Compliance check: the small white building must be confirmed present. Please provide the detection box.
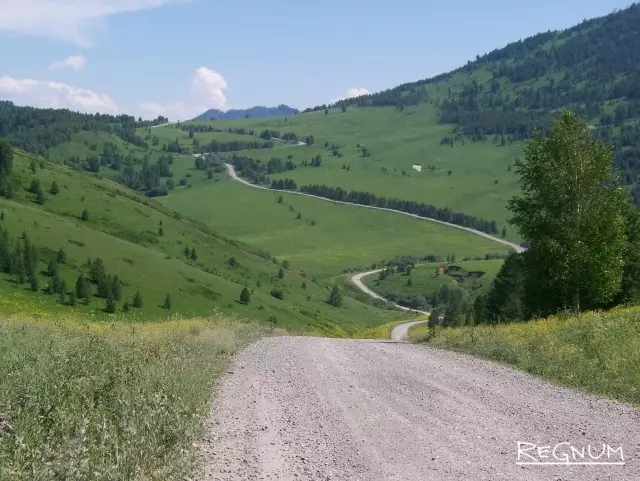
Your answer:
[412,164,423,172]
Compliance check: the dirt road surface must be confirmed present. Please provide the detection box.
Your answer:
[199,336,639,480]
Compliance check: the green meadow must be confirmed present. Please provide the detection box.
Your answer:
[159,175,511,278]
[0,150,407,334]
[179,102,523,234]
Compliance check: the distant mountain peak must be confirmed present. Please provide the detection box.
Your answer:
[193,105,298,121]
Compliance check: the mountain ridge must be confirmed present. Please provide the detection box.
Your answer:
[193,104,298,121]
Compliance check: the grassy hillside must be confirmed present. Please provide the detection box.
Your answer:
[0,313,270,480]
[0,149,409,334]
[409,307,640,405]
[159,174,510,277]
[366,259,503,310]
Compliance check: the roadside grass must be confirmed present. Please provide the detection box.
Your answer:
[409,307,640,405]
[0,313,271,481]
[159,175,511,278]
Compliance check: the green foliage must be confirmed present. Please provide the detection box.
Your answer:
[509,111,627,316]
[270,288,284,300]
[75,274,90,301]
[483,253,526,323]
[417,307,640,406]
[277,267,285,279]
[133,290,143,309]
[81,208,89,221]
[49,180,60,195]
[56,247,66,264]
[163,294,172,310]
[0,139,14,182]
[0,316,266,479]
[327,284,344,308]
[620,206,640,304]
[239,286,251,304]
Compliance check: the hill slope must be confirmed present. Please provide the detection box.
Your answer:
[0,148,407,334]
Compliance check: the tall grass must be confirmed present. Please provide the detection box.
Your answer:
[410,307,640,405]
[0,314,270,480]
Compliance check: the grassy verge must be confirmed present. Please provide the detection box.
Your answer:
[0,314,271,480]
[409,307,640,405]
[348,319,422,339]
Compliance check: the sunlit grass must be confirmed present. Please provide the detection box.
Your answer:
[410,307,640,404]
[0,312,271,480]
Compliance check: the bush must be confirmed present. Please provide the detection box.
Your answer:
[270,288,284,300]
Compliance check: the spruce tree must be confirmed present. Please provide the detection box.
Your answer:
[133,290,143,308]
[90,258,105,284]
[47,258,58,277]
[190,247,197,260]
[105,285,116,313]
[327,284,344,307]
[59,279,67,304]
[111,275,122,301]
[56,247,67,264]
[29,270,39,292]
[75,274,90,300]
[122,301,129,312]
[49,180,60,195]
[81,209,89,221]
[163,294,172,310]
[239,286,251,305]
[68,291,76,306]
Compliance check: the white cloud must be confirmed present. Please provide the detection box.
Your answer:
[0,0,190,45]
[330,87,371,104]
[49,55,87,71]
[140,67,230,121]
[0,75,118,113]
[345,87,370,99]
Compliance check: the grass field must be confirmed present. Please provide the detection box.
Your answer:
[176,103,523,235]
[0,313,271,480]
[0,150,407,334]
[366,259,504,307]
[159,175,512,278]
[408,307,640,405]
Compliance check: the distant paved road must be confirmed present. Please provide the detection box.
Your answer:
[199,336,640,481]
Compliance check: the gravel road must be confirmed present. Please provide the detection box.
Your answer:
[199,337,639,481]
[225,163,524,254]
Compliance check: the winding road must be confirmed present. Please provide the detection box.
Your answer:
[225,163,525,253]
[197,166,640,481]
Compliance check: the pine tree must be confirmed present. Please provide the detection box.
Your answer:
[277,268,285,279]
[239,286,251,305]
[327,284,344,307]
[90,258,105,284]
[184,246,190,257]
[68,291,76,306]
[35,185,45,205]
[111,275,122,300]
[158,225,164,236]
[49,272,62,294]
[81,209,89,221]
[407,277,413,287]
[59,279,67,304]
[163,294,172,310]
[190,248,197,261]
[105,285,116,313]
[56,247,67,264]
[13,241,25,284]
[75,274,90,300]
[47,258,58,277]
[133,290,143,308]
[49,180,60,195]
[97,275,110,298]
[122,301,129,312]
[29,270,39,291]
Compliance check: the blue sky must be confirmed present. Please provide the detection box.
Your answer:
[0,0,630,120]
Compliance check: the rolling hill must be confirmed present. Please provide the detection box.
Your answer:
[0,147,415,334]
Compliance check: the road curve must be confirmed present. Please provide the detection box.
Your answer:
[199,336,639,481]
[225,163,525,253]
[390,320,428,341]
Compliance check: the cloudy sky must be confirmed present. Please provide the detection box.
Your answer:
[0,0,628,120]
